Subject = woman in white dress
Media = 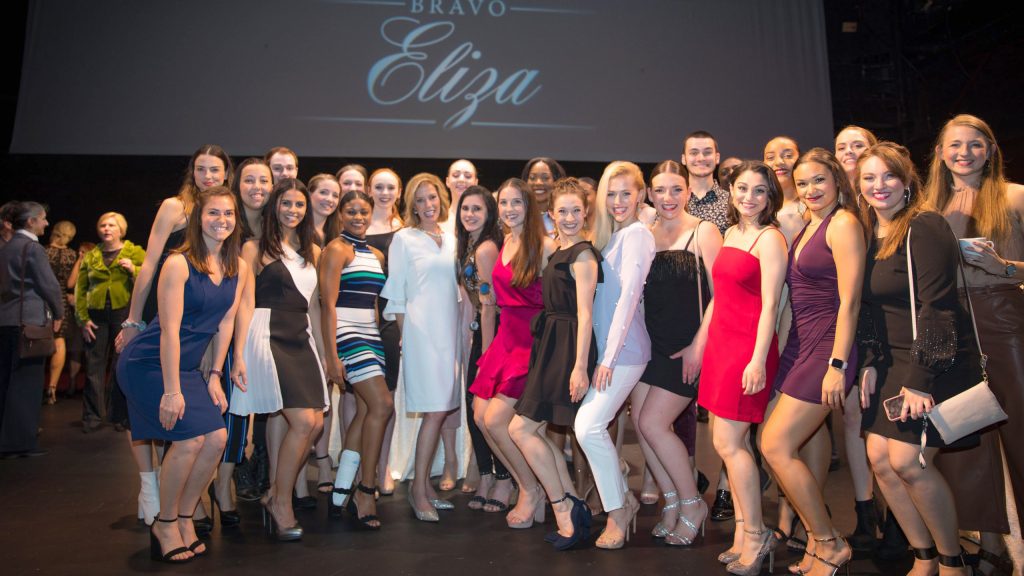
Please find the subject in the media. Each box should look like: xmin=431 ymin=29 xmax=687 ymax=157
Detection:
xmin=381 ymin=173 xmax=460 ymax=522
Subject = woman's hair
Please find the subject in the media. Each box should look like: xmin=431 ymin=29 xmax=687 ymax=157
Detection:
xmin=836 ymin=125 xmax=879 ymax=148
xmin=592 ymin=161 xmax=646 ymax=251
xmin=857 ymin=142 xmax=929 ymax=260
xmin=455 ymin=185 xmax=503 ymax=289
xmin=179 ymin=144 xmax=233 ymax=216
xmin=12 ymin=201 xmax=46 ymax=230
xmin=497 ymin=178 xmax=545 ymax=287
xmin=520 ymin=157 xmax=566 ymax=182
xmin=726 ymin=161 xmax=784 ymax=228
xmin=924 ymin=114 xmax=1011 ymax=248
xmin=231 ymin=157 xmax=271 ymax=240
xmin=401 ymin=173 xmax=450 ymax=227
xmin=259 ymin=178 xmax=316 ymax=264
xmin=368 ymin=168 xmax=404 ymax=226
xmin=550 ymin=177 xmax=590 ymax=211
xmin=264 ymin=146 xmax=298 ymax=165
xmin=308 ymin=173 xmax=341 ymax=244
xmin=51 ymin=220 xmax=77 ymax=245
xmin=95 ymin=213 xmax=126 ymax=237
xmin=176 ymin=186 xmax=240 ymax=277
xmin=335 ymin=163 xmax=368 ymax=183
xmin=650 ymin=159 xmax=690 ymax=183
xmin=792 ymin=148 xmax=859 ymax=217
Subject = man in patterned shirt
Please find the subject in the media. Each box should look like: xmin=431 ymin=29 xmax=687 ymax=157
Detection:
xmin=682 ymin=130 xmax=730 ymax=235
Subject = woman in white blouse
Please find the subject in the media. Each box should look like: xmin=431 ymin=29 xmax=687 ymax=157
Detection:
xmin=575 ymin=161 xmax=656 ymax=549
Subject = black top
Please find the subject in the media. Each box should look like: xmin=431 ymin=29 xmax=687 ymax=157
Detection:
xmin=644 ymin=236 xmax=709 ymax=358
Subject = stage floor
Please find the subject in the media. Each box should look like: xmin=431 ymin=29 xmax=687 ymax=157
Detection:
xmin=3 ymin=398 xmax=937 ymax=575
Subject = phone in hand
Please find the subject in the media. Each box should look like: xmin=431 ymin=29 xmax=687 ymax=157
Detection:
xmin=883 ymin=394 xmax=905 ymax=422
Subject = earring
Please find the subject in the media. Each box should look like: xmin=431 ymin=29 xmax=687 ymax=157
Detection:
xmin=904 ymin=187 xmax=912 ymax=204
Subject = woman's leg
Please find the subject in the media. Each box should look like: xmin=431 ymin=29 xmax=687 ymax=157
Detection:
xmin=439 ymin=417 xmax=459 ymax=491
xmin=472 ymin=396 xmax=512 ymax=510
xmin=350 ymin=376 xmax=393 ymax=525
xmin=178 ymin=429 xmax=227 ymax=553
xmin=410 ymin=411 xmax=447 ymax=513
xmin=713 ymin=417 xmax=766 ymax=565
xmin=153 ymin=437 xmax=204 ymax=560
xmin=484 ymin=394 xmax=541 ymax=525
xmin=268 ymin=408 xmax=317 ymax=528
xmin=377 ymin=395 xmax=395 ymax=494
xmin=46 ymin=337 xmax=65 ymax=402
xmin=314 ymin=391 xmax=334 ymax=492
xmin=510 ymin=415 xmax=576 ymax=537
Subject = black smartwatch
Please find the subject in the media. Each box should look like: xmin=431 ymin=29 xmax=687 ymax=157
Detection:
xmin=828 ymin=357 xmax=848 ymax=371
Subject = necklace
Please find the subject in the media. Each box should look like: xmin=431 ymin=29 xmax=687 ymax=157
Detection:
xmin=420 ymin=227 xmax=442 ymax=240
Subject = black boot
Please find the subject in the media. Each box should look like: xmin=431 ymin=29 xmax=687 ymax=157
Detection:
xmin=710 ymin=489 xmax=734 ymax=521
xmin=848 ymin=498 xmax=880 ymax=552
xmin=876 ymin=507 xmax=910 ymax=561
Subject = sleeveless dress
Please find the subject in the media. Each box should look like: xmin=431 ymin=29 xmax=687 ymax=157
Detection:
xmin=775 ymin=211 xmax=856 ymax=403
xmin=142 ymin=227 xmax=186 ymax=323
xmin=469 ymin=244 xmax=543 ymax=400
xmin=366 ymin=230 xmax=400 ymax=391
xmin=642 ymin=228 xmax=710 ymax=398
xmin=229 ymin=246 xmax=328 ymax=415
xmin=334 ymin=232 xmax=387 ymax=385
xmin=117 ymin=258 xmax=236 ymax=441
xmin=516 ymin=241 xmax=602 ymax=426
xmin=697 ymin=229 xmax=781 ymax=423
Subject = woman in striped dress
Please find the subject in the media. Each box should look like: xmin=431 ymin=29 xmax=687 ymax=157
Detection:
xmin=319 ymin=190 xmax=393 ymax=529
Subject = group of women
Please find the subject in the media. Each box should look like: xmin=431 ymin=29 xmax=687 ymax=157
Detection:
xmin=58 ymin=113 xmax=1018 ymax=575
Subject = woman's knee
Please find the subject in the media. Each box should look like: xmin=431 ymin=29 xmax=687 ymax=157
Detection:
xmin=483 ymin=408 xmax=510 ymax=437
xmin=760 ymin=431 xmax=792 ymax=469
xmin=289 ymin=410 xmax=318 ymax=436
xmin=206 ymin=429 xmax=227 ymax=452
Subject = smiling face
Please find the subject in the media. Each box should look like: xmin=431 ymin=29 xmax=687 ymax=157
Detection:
xmin=940 ymin=124 xmax=991 ymax=181
xmin=194 ymin=154 xmax=227 ymax=192
xmin=339 ymin=197 xmax=372 ymax=238
xmin=413 ymin=183 xmax=441 ymax=226
xmin=459 ymin=193 xmax=487 ymax=235
xmin=446 ymin=160 xmax=478 ymax=202
xmin=835 ymin=128 xmax=872 ymax=175
xmin=310 ymin=179 xmax=341 ymax=219
xmin=683 ymin=137 xmax=720 ymax=179
xmin=498 ymin=185 xmax=527 ymax=231
xmin=858 ymin=155 xmax=907 ymax=217
xmin=551 ymin=192 xmax=586 ymax=240
xmin=731 ymin=170 xmax=771 ymax=221
xmin=97 ymin=217 xmax=123 ymax=244
xmin=649 ymin=172 xmax=689 ymax=221
xmin=763 ymin=137 xmax=799 ymax=186
xmin=239 ymin=164 xmax=272 ymax=211
xmin=201 ymin=195 xmax=236 ymax=243
xmin=527 ymin=162 xmax=554 ymax=208
xmin=276 ymin=189 xmax=307 ymax=230
xmin=338 ymin=169 xmax=366 ymax=194
xmin=794 ymin=161 xmax=839 ymax=214
xmin=370 ymin=172 xmax=399 ymax=212
xmin=606 ymin=175 xmax=642 ymax=223
xmin=269 ymin=152 xmax=298 ymax=183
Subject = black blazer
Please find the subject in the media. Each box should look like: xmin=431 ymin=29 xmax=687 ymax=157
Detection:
xmin=0 ymin=232 xmax=64 ymax=327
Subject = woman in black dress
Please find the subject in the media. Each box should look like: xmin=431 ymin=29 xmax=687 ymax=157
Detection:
xmin=856 ymin=143 xmax=978 ymax=575
xmin=510 ymin=177 xmax=600 ymax=550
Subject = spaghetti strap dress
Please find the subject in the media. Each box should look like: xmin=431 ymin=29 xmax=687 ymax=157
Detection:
xmin=697 ymin=229 xmax=781 ymax=423
xmin=141 ymin=227 xmax=186 ymax=323
xmin=117 ymin=258 xmax=235 ymax=441
xmin=775 ymin=210 xmax=856 ymax=403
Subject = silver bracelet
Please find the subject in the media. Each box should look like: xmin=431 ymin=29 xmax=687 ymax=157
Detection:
xmin=121 ymin=319 xmax=146 ymax=331
xmin=162 ymin=392 xmax=181 ymax=398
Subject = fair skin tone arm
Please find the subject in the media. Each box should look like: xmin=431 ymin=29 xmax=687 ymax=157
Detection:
xmin=230 ymin=257 xmax=254 ymax=392
xmin=970 ymin=183 xmax=1024 ymax=278
xmin=116 ymin=197 xmax=186 ymax=350
xmin=206 ymin=259 xmax=247 ymax=414
xmin=318 ymin=239 xmax=353 ymax=385
xmin=821 ymin=212 xmax=865 ymax=408
xmin=306 ymin=245 xmax=327 ymax=372
xmin=156 ymin=255 xmax=188 ymax=429
xmin=742 ymin=229 xmax=788 ymax=395
xmin=569 ymin=249 xmax=599 ymax=402
xmin=672 ymin=221 xmax=723 ymax=383
xmin=475 ymin=240 xmax=499 ymax=352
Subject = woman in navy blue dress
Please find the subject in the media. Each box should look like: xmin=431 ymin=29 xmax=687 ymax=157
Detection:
xmin=117 ymin=186 xmax=247 ymax=563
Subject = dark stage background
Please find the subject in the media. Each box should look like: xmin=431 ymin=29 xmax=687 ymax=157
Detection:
xmin=2 ymin=0 xmax=1022 ymax=248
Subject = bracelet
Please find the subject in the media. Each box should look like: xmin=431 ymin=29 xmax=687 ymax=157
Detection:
xmin=209 ymin=369 xmax=224 ymax=378
xmin=162 ymin=392 xmax=181 ymax=398
xmin=121 ymin=319 xmax=146 ymax=331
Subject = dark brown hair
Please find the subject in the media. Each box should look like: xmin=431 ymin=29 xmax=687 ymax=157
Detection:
xmin=177 ymin=186 xmax=240 ymax=277
xmin=727 ymin=161 xmax=783 ymax=227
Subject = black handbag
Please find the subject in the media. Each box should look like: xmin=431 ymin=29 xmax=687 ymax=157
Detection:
xmin=17 ymin=241 xmax=55 ymax=359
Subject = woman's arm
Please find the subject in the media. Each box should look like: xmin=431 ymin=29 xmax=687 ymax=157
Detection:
xmin=380 ymin=232 xmax=409 ymax=332
xmin=318 ymin=240 xmax=351 ymax=384
xmin=821 ymin=211 xmax=866 ymax=408
xmin=569 ymin=249 xmax=599 ymax=402
xmin=157 ymin=254 xmax=188 ymax=430
xmin=307 ymin=245 xmax=327 ymax=367
xmin=117 ymin=198 xmax=185 ymax=349
xmin=207 ymin=259 xmax=247 ymax=414
xmin=670 ymin=222 xmax=724 ymax=384
xmin=231 ymin=245 xmax=257 ymax=392
xmin=475 ymin=240 xmax=499 ymax=352
xmin=742 ymin=228 xmax=787 ymax=395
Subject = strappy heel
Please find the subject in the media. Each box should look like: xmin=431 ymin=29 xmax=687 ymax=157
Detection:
xmin=809 ymin=534 xmax=852 ymax=576
xmin=726 ymin=526 xmax=776 ymax=576
xmin=328 ymin=485 xmax=351 ymax=519
xmin=150 ymin=517 xmax=192 ymax=564
xmin=665 ymin=495 xmax=707 ymax=546
xmin=595 ymin=492 xmax=638 ymax=550
xmin=347 ymin=483 xmax=381 ymax=530
xmin=176 ymin=514 xmax=205 ymax=556
xmin=939 ymin=548 xmax=980 ymax=575
xmin=788 ymin=532 xmax=814 ymax=575
xmin=507 ymin=485 xmax=545 ymax=529
xmin=651 ymin=491 xmax=679 ymax=538
xmin=718 ymin=518 xmax=743 ymax=564
xmin=207 ymin=483 xmax=240 ymax=528
xmin=551 ymin=493 xmax=592 ymax=551
xmin=315 ymin=454 xmax=334 ymax=494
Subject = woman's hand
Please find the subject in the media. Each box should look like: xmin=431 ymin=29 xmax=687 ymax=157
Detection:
xmin=230 ymin=357 xmax=247 ymax=392
xmin=859 ymin=367 xmax=877 ymax=409
xmin=569 ymin=365 xmax=590 ymax=403
xmin=326 ymin=356 xmax=347 ymax=387
xmin=207 ymin=375 xmax=228 ymax=415
xmin=159 ymin=393 xmax=185 ymax=430
xmin=820 ymin=367 xmax=846 ymax=409
xmin=115 ymin=325 xmax=139 ymax=353
xmin=741 ymin=361 xmax=766 ymax=395
xmin=82 ymin=320 xmax=98 ymax=343
xmin=899 ymin=387 xmax=934 ymax=421
xmin=118 ymin=257 xmax=136 ymax=275
xmin=671 ymin=343 xmax=702 ymax=385
xmin=592 ymin=365 xmax=613 ymax=392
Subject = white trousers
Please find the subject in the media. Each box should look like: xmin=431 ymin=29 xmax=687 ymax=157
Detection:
xmin=574 ymin=363 xmax=646 ymax=512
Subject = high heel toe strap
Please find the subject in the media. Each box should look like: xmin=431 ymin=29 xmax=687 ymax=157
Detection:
xmin=356 ymin=483 xmax=376 ymax=495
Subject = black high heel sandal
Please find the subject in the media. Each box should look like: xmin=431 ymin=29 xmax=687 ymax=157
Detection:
xmin=551 ymin=494 xmax=591 ymax=551
xmin=939 ymin=548 xmax=981 ymax=575
xmin=176 ymin=514 xmax=206 ymax=556
xmin=328 ymin=485 xmax=350 ymax=519
xmin=150 ymin=517 xmax=192 ymax=564
xmin=207 ymin=483 xmax=240 ymax=528
xmin=315 ymin=454 xmax=334 ymax=494
xmin=347 ymin=483 xmax=381 ymax=530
